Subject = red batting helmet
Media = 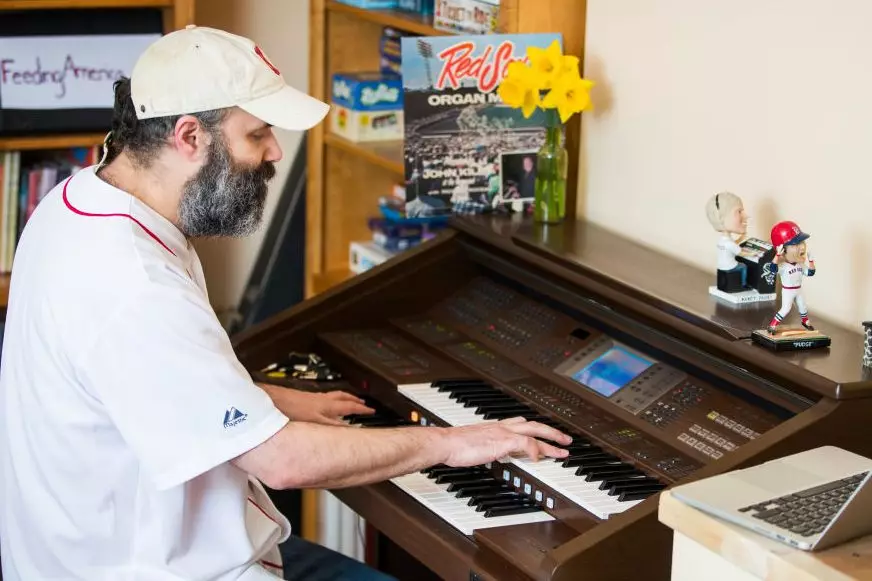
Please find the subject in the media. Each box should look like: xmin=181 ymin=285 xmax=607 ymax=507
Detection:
xmin=770 ymin=220 xmax=810 ymax=248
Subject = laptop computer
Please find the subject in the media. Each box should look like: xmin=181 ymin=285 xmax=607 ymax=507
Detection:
xmin=671 ymin=446 xmax=872 ymax=551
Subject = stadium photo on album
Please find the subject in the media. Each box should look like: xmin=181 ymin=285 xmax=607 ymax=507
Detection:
xmin=399 ymin=32 xmax=562 ymax=216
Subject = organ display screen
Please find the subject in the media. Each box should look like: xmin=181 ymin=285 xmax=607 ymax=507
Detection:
xmin=567 ymin=345 xmax=654 ymax=398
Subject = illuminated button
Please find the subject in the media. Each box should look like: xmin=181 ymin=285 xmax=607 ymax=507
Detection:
xmin=535 ymin=490 xmax=543 ymax=502
xmin=707 ymin=411 xmax=719 ymax=420
xmin=503 ymin=469 xmax=511 ymax=481
xmin=546 ymin=498 xmax=555 ymax=509
xmin=524 ymin=483 xmax=532 ymax=495
xmin=513 ymin=476 xmax=521 ymax=488
xmin=410 ymin=411 xmax=419 ymax=422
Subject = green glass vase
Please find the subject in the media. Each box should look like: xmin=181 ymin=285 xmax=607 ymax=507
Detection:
xmin=534 ymin=109 xmax=568 ymax=223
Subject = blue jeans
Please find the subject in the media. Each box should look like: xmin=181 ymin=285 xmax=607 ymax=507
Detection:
xmin=280 ymin=537 xmax=396 ymax=581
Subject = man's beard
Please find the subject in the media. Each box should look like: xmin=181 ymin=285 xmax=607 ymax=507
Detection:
xmin=177 ymin=136 xmax=276 ymax=238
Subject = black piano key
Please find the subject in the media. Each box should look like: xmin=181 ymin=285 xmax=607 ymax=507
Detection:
xmin=563 ymin=454 xmax=613 ymax=468
xmin=446 ymin=479 xmax=501 ymax=493
xmin=474 ymin=403 xmax=531 ymax=414
xmin=576 ymin=464 xmax=627 ymax=477
xmin=466 ymin=491 xmax=522 ymax=506
xmin=474 ymin=497 xmax=532 ymax=512
xmin=459 ymin=395 xmax=515 ymax=406
xmin=426 ymin=466 xmax=488 ymax=478
xmin=483 ymin=504 xmax=543 ymax=518
xmin=618 ymin=488 xmax=665 ymax=502
xmin=593 ymin=471 xmax=649 ymax=486
xmin=598 ymin=475 xmax=654 ymax=491
xmin=432 ymin=378 xmax=489 ymax=389
xmin=447 ymin=388 xmax=497 ymax=399
xmin=583 ymin=466 xmax=639 ymax=482
xmin=608 ymin=480 xmax=664 ymax=496
xmin=435 ymin=473 xmax=494 ymax=485
xmin=566 ymin=441 xmax=596 ymax=451
xmin=454 ymin=485 xmax=512 ymax=498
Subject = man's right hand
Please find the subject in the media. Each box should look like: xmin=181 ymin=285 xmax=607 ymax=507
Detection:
xmin=440 ymin=417 xmax=572 ymax=467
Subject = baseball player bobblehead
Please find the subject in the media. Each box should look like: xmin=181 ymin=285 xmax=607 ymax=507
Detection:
xmin=765 ymin=220 xmax=816 ymax=333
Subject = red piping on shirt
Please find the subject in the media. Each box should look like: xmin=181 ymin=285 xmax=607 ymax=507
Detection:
xmin=248 ymin=497 xmax=279 ymax=525
xmin=260 ymin=559 xmax=283 ymax=571
xmin=62 ymin=175 xmax=177 ymax=257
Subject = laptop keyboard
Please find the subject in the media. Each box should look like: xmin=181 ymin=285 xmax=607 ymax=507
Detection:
xmin=737 ymin=471 xmax=868 ymax=538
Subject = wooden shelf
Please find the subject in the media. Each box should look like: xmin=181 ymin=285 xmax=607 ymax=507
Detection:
xmin=0 ymin=133 xmax=105 ymax=152
xmin=0 ymin=274 xmax=9 ymax=308
xmin=325 ymin=0 xmax=451 ymax=37
xmin=0 ymin=0 xmax=173 ymax=8
xmin=324 ymin=132 xmax=404 ymax=175
xmin=311 ymin=267 xmax=354 ymax=296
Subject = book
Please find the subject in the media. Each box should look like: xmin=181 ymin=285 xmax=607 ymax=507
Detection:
xmin=400 ymin=32 xmax=562 ymax=215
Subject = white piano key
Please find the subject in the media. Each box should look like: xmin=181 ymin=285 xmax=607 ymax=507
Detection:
xmin=398 ymin=382 xmax=646 ymax=519
xmin=390 ymin=471 xmax=554 ymax=536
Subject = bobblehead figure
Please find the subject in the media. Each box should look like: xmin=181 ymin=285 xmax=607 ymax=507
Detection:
xmin=751 ymin=220 xmax=830 ymax=351
xmin=705 ymin=192 xmax=776 ymax=304
xmin=766 ymin=221 xmax=815 ymax=333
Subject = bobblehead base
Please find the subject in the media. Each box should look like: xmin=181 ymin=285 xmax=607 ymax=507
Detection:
xmin=708 ymin=286 xmax=776 ymax=305
xmin=751 ymin=325 xmax=831 ymax=352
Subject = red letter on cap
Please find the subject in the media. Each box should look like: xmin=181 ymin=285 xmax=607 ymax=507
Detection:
xmin=255 ymin=46 xmax=280 ymax=76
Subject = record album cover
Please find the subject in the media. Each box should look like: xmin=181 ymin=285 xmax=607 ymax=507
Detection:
xmin=400 ymin=33 xmax=561 ymax=215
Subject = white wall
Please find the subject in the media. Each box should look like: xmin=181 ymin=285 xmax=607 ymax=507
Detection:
xmin=194 ymin=0 xmax=310 ymax=314
xmin=580 ymin=1 xmax=872 ymax=331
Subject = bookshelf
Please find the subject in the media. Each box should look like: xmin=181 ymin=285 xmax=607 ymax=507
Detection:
xmin=0 ymin=0 xmax=195 ymax=307
xmin=305 ymin=0 xmax=588 ymax=301
xmin=302 ymin=0 xmax=588 ymax=541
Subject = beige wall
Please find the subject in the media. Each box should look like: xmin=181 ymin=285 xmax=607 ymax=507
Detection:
xmin=194 ymin=0 xmax=310 ymax=314
xmin=580 ymin=1 xmax=871 ymax=331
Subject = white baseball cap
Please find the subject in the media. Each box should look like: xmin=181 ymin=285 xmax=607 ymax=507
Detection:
xmin=130 ymin=25 xmax=329 ymax=131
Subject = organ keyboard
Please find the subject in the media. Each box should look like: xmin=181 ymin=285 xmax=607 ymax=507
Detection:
xmin=233 ymin=216 xmax=872 ymax=581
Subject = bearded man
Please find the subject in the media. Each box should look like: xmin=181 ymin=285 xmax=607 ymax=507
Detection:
xmin=0 ymin=25 xmax=570 ymax=581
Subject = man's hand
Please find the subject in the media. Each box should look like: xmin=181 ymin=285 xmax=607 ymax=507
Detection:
xmin=259 ymin=383 xmax=375 ymax=426
xmin=441 ymin=417 xmax=572 ymax=466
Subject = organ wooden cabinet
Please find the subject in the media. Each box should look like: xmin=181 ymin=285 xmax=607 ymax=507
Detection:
xmin=232 ymin=215 xmax=872 ymax=580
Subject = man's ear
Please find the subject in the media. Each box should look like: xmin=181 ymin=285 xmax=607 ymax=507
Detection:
xmin=172 ymin=115 xmax=210 ymax=162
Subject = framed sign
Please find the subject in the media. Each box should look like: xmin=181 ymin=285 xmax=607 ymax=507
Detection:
xmin=0 ymin=9 xmax=163 ymax=136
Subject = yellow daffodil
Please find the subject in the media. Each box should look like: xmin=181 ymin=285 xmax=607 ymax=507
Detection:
xmin=541 ymin=70 xmax=595 ymax=123
xmin=561 ymin=54 xmax=580 ymax=77
xmin=497 ymin=61 xmax=541 ymax=118
xmin=526 ymin=39 xmax=565 ymax=89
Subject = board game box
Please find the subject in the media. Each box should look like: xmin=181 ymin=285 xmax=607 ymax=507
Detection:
xmin=399 ymin=32 xmax=562 ymax=216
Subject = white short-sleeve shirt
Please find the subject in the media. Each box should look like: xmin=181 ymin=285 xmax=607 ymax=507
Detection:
xmin=716 ymin=233 xmax=742 ymax=271
xmin=0 ymin=166 xmax=291 ymax=580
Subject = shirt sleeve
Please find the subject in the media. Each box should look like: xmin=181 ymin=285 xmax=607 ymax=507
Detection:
xmin=80 ymin=283 xmax=289 ymax=491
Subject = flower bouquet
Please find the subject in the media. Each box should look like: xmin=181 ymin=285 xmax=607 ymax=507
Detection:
xmin=497 ymin=40 xmax=594 ymax=223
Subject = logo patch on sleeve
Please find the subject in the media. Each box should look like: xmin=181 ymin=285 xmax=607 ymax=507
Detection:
xmin=223 ymin=407 xmax=248 ymax=428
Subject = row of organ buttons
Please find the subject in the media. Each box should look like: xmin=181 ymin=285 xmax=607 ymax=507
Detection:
xmin=677 ymin=432 xmax=724 ymax=459
xmin=687 ymin=424 xmax=736 ymax=451
xmin=501 ymin=468 xmax=557 ymax=510
xmin=706 ymin=411 xmax=761 ymax=439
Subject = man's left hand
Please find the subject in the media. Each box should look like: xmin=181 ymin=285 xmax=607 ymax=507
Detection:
xmin=259 ymin=383 xmax=375 ymax=426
